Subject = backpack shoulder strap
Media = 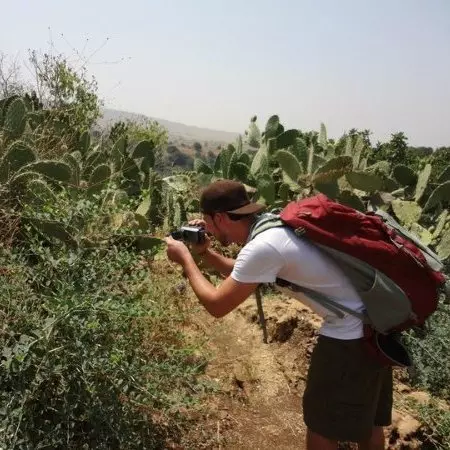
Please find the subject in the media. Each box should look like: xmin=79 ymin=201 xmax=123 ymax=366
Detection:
xmin=275 ymin=277 xmax=368 ymax=322
xmin=248 ymin=211 xmax=370 ymax=324
xmin=248 ymin=212 xmax=286 ymax=242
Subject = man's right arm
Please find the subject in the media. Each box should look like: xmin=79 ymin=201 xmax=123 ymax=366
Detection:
xmin=199 ymin=248 xmax=235 ymax=276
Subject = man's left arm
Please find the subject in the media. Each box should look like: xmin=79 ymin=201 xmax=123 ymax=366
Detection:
xmin=165 ymin=236 xmax=258 ymax=318
xmin=182 ymin=256 xmax=258 ymax=317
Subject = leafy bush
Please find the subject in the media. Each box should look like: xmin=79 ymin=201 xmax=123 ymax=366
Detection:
xmin=0 ymin=193 xmax=205 ymax=449
xmin=406 ymin=398 xmax=450 ymax=449
xmin=404 ymin=305 xmax=450 ymax=401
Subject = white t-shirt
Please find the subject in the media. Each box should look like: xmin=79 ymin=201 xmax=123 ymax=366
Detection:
xmin=230 ymin=226 xmax=365 ymax=340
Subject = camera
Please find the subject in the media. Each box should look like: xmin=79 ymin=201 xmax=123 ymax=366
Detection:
xmin=170 ymin=226 xmax=206 ymax=244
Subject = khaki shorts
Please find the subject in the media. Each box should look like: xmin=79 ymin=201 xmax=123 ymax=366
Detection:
xmin=303 ymin=335 xmax=393 ymax=443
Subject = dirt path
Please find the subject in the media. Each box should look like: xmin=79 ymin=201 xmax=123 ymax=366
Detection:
xmin=183 ymin=294 xmax=318 ymax=449
xmin=184 ymin=292 xmax=431 ymax=449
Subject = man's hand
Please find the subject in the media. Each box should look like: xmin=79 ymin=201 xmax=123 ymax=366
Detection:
xmin=165 ymin=236 xmax=192 ymax=267
xmin=188 ymin=218 xmax=211 ymax=255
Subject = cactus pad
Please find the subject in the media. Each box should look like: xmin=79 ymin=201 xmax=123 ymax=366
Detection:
xmin=346 ymin=171 xmax=384 ymax=192
xmin=393 ymin=165 xmax=417 ymax=186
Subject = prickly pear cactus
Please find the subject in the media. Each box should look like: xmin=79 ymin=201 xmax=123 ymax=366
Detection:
xmin=437 ymin=229 xmax=450 ymax=260
xmin=25 ymin=179 xmax=57 ymax=205
xmin=256 ymin=174 xmax=276 ymax=206
xmin=173 ymin=195 xmax=187 ymax=229
xmin=0 ymin=141 xmax=37 ymax=182
xmin=338 ymin=190 xmax=365 ymax=212
xmin=24 ymin=218 xmax=77 ymax=248
xmin=415 ymin=163 xmax=432 ymax=202
xmin=111 ymin=136 xmax=127 ymax=172
xmin=4 ymin=97 xmax=26 ymax=139
xmin=250 ymin=144 xmax=269 ymax=176
xmin=20 ymin=160 xmax=72 ymax=183
xmin=148 ymin=171 xmax=164 ymax=228
xmin=194 ymin=158 xmax=213 ymax=175
xmin=166 ymin=191 xmax=175 ymax=229
xmin=276 ymin=129 xmax=300 ymax=150
xmin=346 ymin=171 xmax=384 ymax=192
xmin=87 ymin=164 xmax=111 ymax=195
xmin=434 ymin=210 xmax=449 ymax=239
xmin=79 ymin=130 xmax=91 ymax=156
xmin=131 ymin=140 xmax=155 ymax=172
xmin=245 ymin=115 xmax=261 ymax=148
xmin=391 ymin=200 xmax=422 ymax=226
xmin=393 ymin=165 xmax=417 ymax=186
xmin=313 ymin=156 xmax=353 ymax=184
xmin=229 ymin=162 xmax=250 ymax=183
xmin=62 ymin=153 xmax=81 ymax=186
xmin=136 ymin=196 xmax=151 ymax=218
xmin=264 ymin=115 xmax=283 ymax=142
xmin=423 ymin=181 xmax=450 ymax=212
xmin=276 ymin=149 xmax=302 ymax=187
xmin=437 ymin=166 xmax=450 ymax=184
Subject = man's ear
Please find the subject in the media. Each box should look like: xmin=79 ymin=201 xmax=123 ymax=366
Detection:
xmin=218 ymin=212 xmax=233 ymax=227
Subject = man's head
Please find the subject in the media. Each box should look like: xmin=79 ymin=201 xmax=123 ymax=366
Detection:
xmin=199 ymin=180 xmax=265 ymax=245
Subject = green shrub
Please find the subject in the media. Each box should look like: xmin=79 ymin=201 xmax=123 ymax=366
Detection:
xmin=404 ymin=305 xmax=450 ymax=401
xmin=406 ymin=398 xmax=450 ymax=449
xmin=0 ymin=192 xmax=206 ymax=449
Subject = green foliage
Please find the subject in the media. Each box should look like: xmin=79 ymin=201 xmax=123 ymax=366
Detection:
xmin=0 ymin=239 xmax=202 ymax=448
xmin=404 ymin=305 xmax=450 ymax=401
xmin=29 ymin=50 xmax=101 ymax=133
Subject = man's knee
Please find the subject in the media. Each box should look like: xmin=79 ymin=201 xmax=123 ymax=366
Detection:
xmin=306 ymin=427 xmax=338 ymax=450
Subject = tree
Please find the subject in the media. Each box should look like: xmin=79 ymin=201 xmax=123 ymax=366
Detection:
xmin=0 ymin=52 xmax=25 ymax=98
xmin=388 ymin=132 xmax=408 ymax=164
xmin=29 ymin=50 xmax=102 ymax=133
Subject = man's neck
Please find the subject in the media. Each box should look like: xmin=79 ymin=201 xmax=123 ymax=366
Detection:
xmin=238 ymin=215 xmax=258 ymax=245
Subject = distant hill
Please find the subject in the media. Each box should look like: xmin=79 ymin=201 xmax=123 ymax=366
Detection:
xmin=98 ymin=108 xmax=239 ymax=146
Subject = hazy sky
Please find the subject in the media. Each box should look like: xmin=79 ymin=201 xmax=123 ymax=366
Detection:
xmin=2 ymin=0 xmax=450 ymax=147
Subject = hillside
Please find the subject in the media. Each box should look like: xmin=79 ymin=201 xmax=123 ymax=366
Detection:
xmin=99 ymin=108 xmax=239 ymax=146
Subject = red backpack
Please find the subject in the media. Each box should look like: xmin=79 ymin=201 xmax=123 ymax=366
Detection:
xmin=250 ymin=194 xmax=447 ymax=367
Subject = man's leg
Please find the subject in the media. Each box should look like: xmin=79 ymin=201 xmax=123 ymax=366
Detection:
xmin=303 ymin=335 xmax=391 ymax=445
xmin=306 ymin=428 xmax=338 ymax=450
xmin=357 ymin=366 xmax=393 ymax=450
xmin=357 ymin=426 xmax=385 ymax=450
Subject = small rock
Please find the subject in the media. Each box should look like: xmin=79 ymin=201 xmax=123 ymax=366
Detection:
xmin=396 ymin=382 xmax=411 ymax=393
xmin=218 ymin=410 xmax=229 ymax=420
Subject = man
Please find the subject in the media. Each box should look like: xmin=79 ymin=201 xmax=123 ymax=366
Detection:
xmin=165 ymin=179 xmax=392 ymax=450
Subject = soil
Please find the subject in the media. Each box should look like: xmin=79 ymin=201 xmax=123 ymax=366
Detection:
xmin=181 ymin=291 xmax=436 ymax=450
